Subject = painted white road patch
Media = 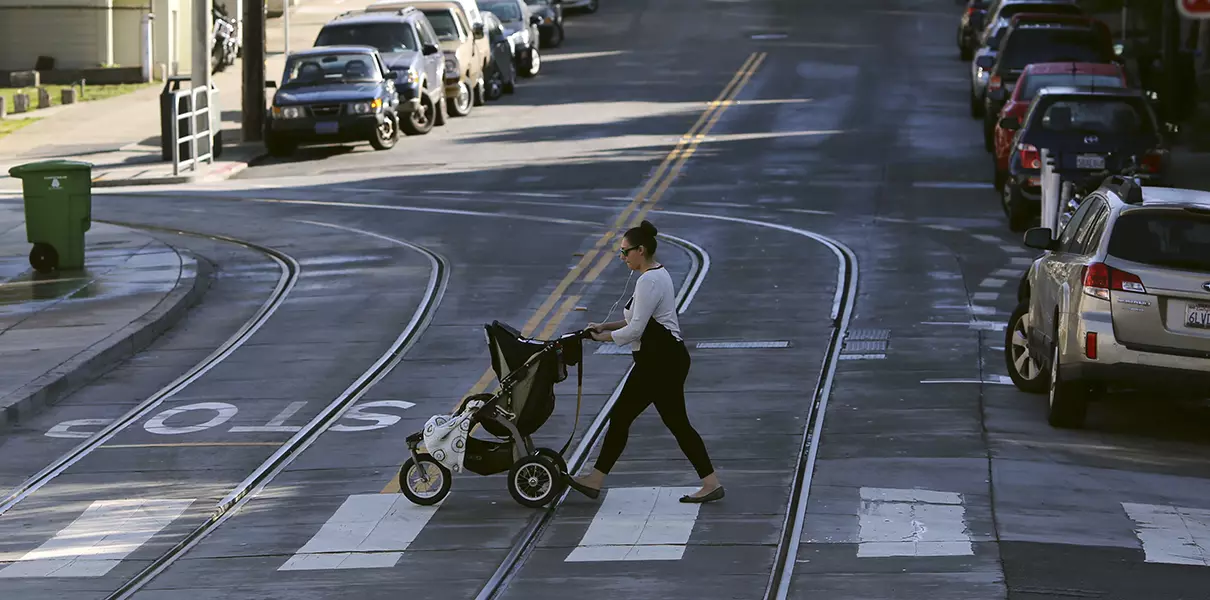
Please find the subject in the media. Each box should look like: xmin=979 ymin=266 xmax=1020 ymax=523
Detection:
xmin=279 ymin=494 xmax=439 ymax=571
xmin=0 ymin=499 xmax=193 ymax=578
xmin=1122 ymin=502 xmax=1210 ymax=566
xmin=565 ymin=487 xmax=700 ymax=562
xmin=857 ymin=487 xmax=973 ymax=557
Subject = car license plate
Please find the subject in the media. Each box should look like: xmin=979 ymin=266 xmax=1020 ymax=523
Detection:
xmin=1186 ymin=304 xmax=1210 ymax=329
xmin=315 ymin=122 xmax=339 ymax=135
xmin=1076 ymin=154 xmax=1105 ymax=169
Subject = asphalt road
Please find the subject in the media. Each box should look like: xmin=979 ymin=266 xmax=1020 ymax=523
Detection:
xmin=2 ymin=0 xmax=1210 ymax=598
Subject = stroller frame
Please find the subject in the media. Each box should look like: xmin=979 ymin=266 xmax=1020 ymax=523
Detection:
xmin=400 ymin=322 xmax=591 ymax=508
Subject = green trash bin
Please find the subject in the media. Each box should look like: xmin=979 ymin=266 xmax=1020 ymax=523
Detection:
xmin=7 ymin=160 xmax=93 ymax=273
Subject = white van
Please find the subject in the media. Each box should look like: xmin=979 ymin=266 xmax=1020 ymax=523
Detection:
xmin=368 ymin=0 xmax=484 ymax=28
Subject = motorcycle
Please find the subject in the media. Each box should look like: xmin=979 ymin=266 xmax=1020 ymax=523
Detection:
xmin=211 ymin=6 xmax=240 ymax=74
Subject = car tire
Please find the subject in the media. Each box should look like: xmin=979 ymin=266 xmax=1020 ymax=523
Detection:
xmin=370 ymin=112 xmax=398 ymax=150
xmin=549 ymin=24 xmax=564 ymax=47
xmin=402 ymin=95 xmax=436 ymax=136
xmin=1047 ymin=332 xmax=1088 ymax=428
xmin=473 ymin=74 xmax=487 ymax=106
xmin=485 ymin=69 xmax=504 ymax=101
xmin=1005 ymin=301 xmax=1049 ymax=394
xmin=434 ymin=95 xmax=448 ymax=126
xmin=449 ymin=80 xmax=473 ymax=116
xmin=522 ymin=47 xmax=541 ymax=78
xmin=1002 ymin=181 xmax=1031 ymax=232
xmin=504 ymin=79 xmax=515 ymax=94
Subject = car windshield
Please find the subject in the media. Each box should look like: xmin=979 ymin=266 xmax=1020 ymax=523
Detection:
xmin=1108 ymin=211 xmax=1210 ymax=272
xmin=314 ymin=23 xmax=416 ymax=53
xmin=282 ymin=53 xmax=381 ymax=86
xmin=481 ymin=1 xmax=522 ymax=21
xmin=422 ymin=9 xmax=461 ymax=40
xmin=1001 ymin=29 xmax=1112 ymax=70
xmin=1022 ymin=73 xmax=1122 ymax=100
xmin=1033 ymin=98 xmax=1151 ymax=136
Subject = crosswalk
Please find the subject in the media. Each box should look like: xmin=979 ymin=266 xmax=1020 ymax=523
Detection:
xmin=3 ymin=489 xmax=1210 ymax=577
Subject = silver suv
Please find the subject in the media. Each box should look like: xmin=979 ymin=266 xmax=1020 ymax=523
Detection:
xmin=1005 ymin=176 xmax=1210 ymax=428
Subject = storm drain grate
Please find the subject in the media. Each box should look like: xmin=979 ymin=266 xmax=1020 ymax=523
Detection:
xmin=847 ymin=328 xmax=890 ymax=341
xmin=839 ymin=328 xmax=890 ymax=360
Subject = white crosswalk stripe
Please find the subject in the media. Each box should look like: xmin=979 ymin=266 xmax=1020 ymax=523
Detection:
xmin=279 ymin=494 xmax=439 ymax=571
xmin=565 ymin=486 xmax=700 ymax=562
xmin=0 ymin=499 xmax=193 ymax=578
xmin=857 ymin=487 xmax=974 ymax=557
xmin=1122 ymin=502 xmax=1210 ymax=566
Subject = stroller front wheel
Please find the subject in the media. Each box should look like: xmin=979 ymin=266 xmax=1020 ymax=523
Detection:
xmin=508 ymin=455 xmax=565 ymax=508
xmin=400 ymin=453 xmax=452 ymax=506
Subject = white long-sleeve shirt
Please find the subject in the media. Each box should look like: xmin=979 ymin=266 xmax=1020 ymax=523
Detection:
xmin=611 ymin=266 xmax=681 ymax=351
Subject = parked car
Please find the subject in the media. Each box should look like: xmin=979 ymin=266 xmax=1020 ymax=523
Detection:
xmin=991 ymin=61 xmax=1128 ymax=188
xmin=524 ymin=0 xmax=565 ymax=47
xmin=995 ymin=87 xmax=1166 ymax=231
xmin=1007 ymin=176 xmax=1210 ymax=428
xmin=482 ymin=12 xmax=518 ymax=99
xmin=979 ymin=12 xmax=1115 ymax=150
xmin=367 ymin=0 xmax=493 ymax=117
xmin=969 ymin=16 xmax=1011 ymax=118
xmin=480 ymin=0 xmax=542 ymax=77
xmin=957 ymin=0 xmax=991 ymax=61
xmin=562 ymin=0 xmax=597 ymax=13
xmin=314 ymin=7 xmax=448 ymax=135
xmin=977 ymin=0 xmax=1081 ymax=42
xmin=263 ymin=46 xmax=401 ymax=156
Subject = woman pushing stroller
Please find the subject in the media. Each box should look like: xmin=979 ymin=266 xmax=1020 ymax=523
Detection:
xmin=566 ymin=220 xmax=725 ymax=504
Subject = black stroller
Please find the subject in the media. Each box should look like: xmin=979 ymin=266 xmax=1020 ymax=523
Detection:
xmin=400 ymin=321 xmax=590 ymax=508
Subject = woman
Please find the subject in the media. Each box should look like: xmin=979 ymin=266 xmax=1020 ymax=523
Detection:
xmin=566 ymin=220 xmax=724 ymax=504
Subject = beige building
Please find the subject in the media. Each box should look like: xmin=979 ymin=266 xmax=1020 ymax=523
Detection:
xmin=0 ymin=0 xmax=250 ymax=81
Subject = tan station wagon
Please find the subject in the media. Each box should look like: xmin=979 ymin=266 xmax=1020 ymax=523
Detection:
xmin=367 ymin=0 xmax=492 ymax=117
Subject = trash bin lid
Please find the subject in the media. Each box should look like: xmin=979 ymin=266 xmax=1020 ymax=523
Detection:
xmin=8 ymin=160 xmax=94 ymax=178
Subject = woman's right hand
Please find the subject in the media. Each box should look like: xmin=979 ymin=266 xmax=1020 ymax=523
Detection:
xmin=587 ymin=322 xmax=603 ymax=333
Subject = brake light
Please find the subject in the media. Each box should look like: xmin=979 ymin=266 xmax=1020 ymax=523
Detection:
xmin=1085 ymin=332 xmax=1097 ymax=359
xmin=966 ymin=5 xmax=976 ymax=16
xmin=1082 ymin=262 xmax=1146 ymax=300
xmin=1139 ymin=150 xmax=1164 ymax=173
xmin=1018 ymin=143 xmax=1040 ymax=169
xmin=989 ymin=74 xmax=1002 ymax=90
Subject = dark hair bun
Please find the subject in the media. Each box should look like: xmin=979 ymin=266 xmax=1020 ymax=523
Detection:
xmin=639 ymin=220 xmax=658 ymax=237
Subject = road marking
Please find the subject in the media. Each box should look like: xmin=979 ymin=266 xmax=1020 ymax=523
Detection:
xmin=992 ymin=268 xmax=1019 ymax=278
xmin=980 ymin=278 xmax=1007 ymax=288
xmin=857 ymin=487 xmax=973 ymax=557
xmin=229 ymin=401 xmax=308 ymax=433
xmin=143 ymin=402 xmax=238 ymax=435
xmin=935 ymin=303 xmax=995 ymax=316
xmin=920 ymin=375 xmax=1013 ymax=385
xmin=695 ymin=340 xmax=791 ymax=349
xmin=101 ymin=442 xmax=283 ymax=449
xmin=565 ymin=487 xmax=700 ymax=562
xmin=329 ymin=400 xmax=415 ymax=432
xmin=46 ymin=418 xmax=113 ymax=439
xmin=973 ymin=292 xmax=999 ymax=302
xmin=280 ymin=494 xmax=439 ymax=571
xmin=838 ymin=353 xmax=886 ymax=360
xmin=972 ymin=234 xmax=1002 ymax=244
xmin=1000 ymin=244 xmax=1027 ymax=254
xmin=1010 ymin=256 xmax=1034 ymax=266
xmin=926 ymin=224 xmax=961 ymax=232
xmin=1122 ymin=502 xmax=1210 ymax=566
xmin=693 ymin=201 xmax=749 ymax=209
xmin=783 ymin=208 xmax=835 ymax=216
xmin=0 ymin=499 xmax=193 ymax=578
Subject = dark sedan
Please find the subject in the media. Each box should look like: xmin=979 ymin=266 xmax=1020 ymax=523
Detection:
xmin=264 ymin=45 xmax=402 ymax=156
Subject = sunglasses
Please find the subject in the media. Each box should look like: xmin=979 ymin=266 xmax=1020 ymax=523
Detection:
xmin=619 ymin=245 xmax=640 ymax=257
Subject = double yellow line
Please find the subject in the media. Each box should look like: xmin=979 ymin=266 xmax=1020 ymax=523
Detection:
xmin=382 ymin=51 xmax=766 ymax=493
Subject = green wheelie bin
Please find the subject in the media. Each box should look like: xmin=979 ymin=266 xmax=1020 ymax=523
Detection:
xmin=7 ymin=160 xmax=93 ymax=273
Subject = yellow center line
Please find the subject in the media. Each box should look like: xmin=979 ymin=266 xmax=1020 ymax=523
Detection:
xmin=381 ymin=51 xmax=766 ymax=494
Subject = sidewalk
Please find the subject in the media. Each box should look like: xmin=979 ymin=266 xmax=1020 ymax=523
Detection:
xmin=0 ymin=202 xmax=210 ymax=430
xmin=0 ymin=0 xmax=376 ymax=190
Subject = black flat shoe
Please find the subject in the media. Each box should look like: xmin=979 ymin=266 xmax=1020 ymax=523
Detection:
xmin=565 ymin=475 xmax=601 ymax=499
xmin=679 ymin=486 xmax=724 ymax=503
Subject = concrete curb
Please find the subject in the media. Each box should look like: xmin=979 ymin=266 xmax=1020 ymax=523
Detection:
xmin=91 ymin=158 xmax=256 ymax=188
xmin=0 ymin=238 xmax=215 ymax=432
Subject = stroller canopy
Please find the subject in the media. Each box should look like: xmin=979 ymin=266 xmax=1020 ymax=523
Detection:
xmin=483 ymin=321 xmax=580 ymax=436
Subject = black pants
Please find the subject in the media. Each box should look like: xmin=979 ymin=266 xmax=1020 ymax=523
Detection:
xmin=593 ymin=339 xmax=715 ymax=479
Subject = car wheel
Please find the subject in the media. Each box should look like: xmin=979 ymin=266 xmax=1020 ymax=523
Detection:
xmin=402 ymin=95 xmax=435 ymax=136
xmin=434 ymin=95 xmax=448 ymax=126
xmin=522 ymin=47 xmax=541 ymax=78
xmin=1047 ymin=331 xmax=1088 ymax=428
xmin=485 ymin=69 xmax=504 ymax=101
xmin=449 ymin=81 xmax=473 ymax=116
xmin=473 ymin=74 xmax=486 ymax=107
xmin=1002 ymin=181 xmax=1031 ymax=232
xmin=265 ymin=134 xmax=295 ymax=157
xmin=550 ymin=24 xmax=564 ymax=48
xmin=1005 ymin=301 xmax=1049 ymax=394
xmin=370 ymin=113 xmax=398 ymax=150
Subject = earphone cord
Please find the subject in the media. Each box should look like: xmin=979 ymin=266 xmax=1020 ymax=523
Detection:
xmin=598 ymin=268 xmax=634 ymax=326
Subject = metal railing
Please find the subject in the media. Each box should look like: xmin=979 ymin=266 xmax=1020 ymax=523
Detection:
xmin=170 ymin=85 xmax=216 ymax=175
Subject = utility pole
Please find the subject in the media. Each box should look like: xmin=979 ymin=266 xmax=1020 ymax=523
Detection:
xmin=194 ymin=0 xmax=214 ymax=157
xmin=284 ymin=0 xmax=291 ymax=56
xmin=243 ymin=0 xmax=266 ymax=142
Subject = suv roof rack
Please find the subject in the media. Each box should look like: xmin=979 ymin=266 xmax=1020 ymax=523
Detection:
xmin=1103 ymin=175 xmax=1144 ymax=205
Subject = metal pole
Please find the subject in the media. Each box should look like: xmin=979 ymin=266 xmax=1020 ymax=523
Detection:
xmin=1040 ymin=148 xmax=1061 ymax=235
xmin=194 ymin=0 xmax=213 ymax=161
xmin=284 ymin=0 xmax=291 ymax=56
xmin=243 ymin=0 xmax=266 ymax=142
xmin=141 ymin=12 xmax=153 ymax=82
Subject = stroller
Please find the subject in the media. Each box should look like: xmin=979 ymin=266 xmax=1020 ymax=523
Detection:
xmin=400 ymin=320 xmax=591 ymax=508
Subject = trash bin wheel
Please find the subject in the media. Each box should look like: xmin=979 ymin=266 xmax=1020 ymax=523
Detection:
xmin=29 ymin=243 xmax=58 ymax=273
xmin=399 ymin=453 xmax=451 ymax=506
xmin=508 ymin=454 xmax=564 ymax=508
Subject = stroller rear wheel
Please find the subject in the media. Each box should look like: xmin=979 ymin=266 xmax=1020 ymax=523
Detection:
xmin=535 ymin=447 xmax=567 ymax=476
xmin=508 ymin=455 xmax=564 ymax=508
xmin=400 ymin=453 xmax=451 ymax=506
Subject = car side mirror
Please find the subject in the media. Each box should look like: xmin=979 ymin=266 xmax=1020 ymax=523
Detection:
xmin=975 ymin=55 xmax=995 ymax=69
xmin=998 ymin=116 xmax=1020 ymax=130
xmin=265 ymin=80 xmax=277 ymax=89
xmin=529 ymin=14 xmax=542 ymax=25
xmin=473 ymin=22 xmax=485 ymax=38
xmin=1023 ymin=227 xmax=1057 ymax=251
xmin=385 ymin=70 xmax=398 ymax=80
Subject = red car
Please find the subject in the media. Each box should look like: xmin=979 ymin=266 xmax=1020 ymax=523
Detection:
xmin=991 ymin=62 xmax=1127 ymax=188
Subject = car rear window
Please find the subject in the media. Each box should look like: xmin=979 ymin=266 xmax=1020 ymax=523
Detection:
xmin=315 ymin=23 xmax=417 ymax=53
xmin=1108 ymin=211 xmax=1210 ymax=272
xmin=1033 ymin=98 xmax=1151 ymax=136
xmin=1000 ymin=28 xmax=1112 ymax=70
xmin=1022 ymin=74 xmax=1122 ymax=100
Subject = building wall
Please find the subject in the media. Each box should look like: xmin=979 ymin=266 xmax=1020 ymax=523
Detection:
xmin=0 ymin=0 xmax=121 ymax=71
